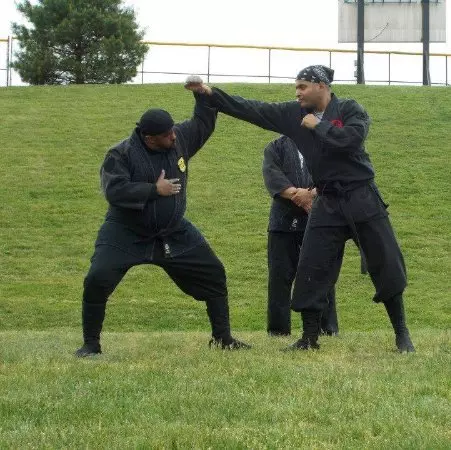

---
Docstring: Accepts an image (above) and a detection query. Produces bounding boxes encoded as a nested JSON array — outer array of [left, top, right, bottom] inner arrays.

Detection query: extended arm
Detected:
[[176, 92, 218, 159], [184, 77, 302, 137]]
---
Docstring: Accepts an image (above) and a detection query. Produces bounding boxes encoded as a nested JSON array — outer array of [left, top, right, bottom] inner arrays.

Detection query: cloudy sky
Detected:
[[2, 0, 450, 49], [1, 0, 450, 85]]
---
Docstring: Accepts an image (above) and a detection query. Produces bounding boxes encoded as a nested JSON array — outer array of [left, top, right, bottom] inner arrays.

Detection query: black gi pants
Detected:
[[81, 222, 231, 346], [291, 185, 407, 314], [267, 231, 338, 335]]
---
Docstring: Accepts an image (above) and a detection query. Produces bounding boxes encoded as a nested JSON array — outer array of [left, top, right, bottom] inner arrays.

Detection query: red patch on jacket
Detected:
[[330, 119, 344, 128]]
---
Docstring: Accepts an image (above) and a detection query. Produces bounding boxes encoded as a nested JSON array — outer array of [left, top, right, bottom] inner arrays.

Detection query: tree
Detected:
[[11, 0, 148, 84]]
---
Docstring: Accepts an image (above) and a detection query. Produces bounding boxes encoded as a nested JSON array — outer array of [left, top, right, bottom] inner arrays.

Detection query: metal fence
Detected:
[[0, 37, 13, 86], [1, 38, 450, 86]]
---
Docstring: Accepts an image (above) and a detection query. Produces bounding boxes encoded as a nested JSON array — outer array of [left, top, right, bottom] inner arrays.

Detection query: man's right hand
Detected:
[[184, 75, 213, 96], [290, 188, 315, 213], [156, 170, 181, 196]]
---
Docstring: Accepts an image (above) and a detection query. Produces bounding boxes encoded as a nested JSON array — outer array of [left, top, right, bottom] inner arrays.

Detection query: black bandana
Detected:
[[136, 109, 174, 136], [296, 65, 334, 85]]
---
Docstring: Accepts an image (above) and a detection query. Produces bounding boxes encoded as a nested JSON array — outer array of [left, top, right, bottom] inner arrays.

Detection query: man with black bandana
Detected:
[[263, 135, 339, 337], [185, 66, 415, 353], [75, 86, 251, 357]]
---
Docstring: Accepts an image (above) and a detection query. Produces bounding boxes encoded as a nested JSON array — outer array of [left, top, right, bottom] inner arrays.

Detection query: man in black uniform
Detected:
[[75, 86, 251, 357], [263, 135, 339, 337], [185, 66, 415, 353]]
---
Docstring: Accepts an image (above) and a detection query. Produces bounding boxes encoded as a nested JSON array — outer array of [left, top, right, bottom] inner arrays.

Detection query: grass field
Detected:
[[0, 83, 450, 448]]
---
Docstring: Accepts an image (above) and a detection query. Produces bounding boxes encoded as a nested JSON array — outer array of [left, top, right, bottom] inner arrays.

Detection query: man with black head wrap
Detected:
[[75, 84, 251, 357], [185, 65, 415, 354]]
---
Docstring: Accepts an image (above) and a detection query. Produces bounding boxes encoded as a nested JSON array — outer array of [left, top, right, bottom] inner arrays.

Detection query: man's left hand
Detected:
[[301, 114, 319, 129]]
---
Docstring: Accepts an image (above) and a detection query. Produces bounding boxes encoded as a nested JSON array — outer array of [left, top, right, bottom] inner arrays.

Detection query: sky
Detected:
[[1, 0, 450, 86]]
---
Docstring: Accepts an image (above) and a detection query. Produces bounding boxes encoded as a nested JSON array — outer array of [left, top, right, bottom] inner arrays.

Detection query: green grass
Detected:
[[0, 83, 450, 448], [1, 330, 450, 449]]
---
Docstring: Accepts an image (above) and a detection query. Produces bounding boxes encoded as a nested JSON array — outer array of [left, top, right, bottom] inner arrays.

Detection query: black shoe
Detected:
[[75, 343, 102, 357], [209, 337, 252, 350], [321, 329, 339, 337], [395, 332, 415, 353], [268, 331, 291, 337], [283, 336, 320, 351]]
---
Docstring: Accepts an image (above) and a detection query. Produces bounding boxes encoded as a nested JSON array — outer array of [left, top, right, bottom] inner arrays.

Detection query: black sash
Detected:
[[315, 180, 368, 274]]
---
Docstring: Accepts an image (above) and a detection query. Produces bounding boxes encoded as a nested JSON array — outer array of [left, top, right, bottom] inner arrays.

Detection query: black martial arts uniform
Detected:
[[80, 94, 237, 353], [263, 135, 338, 336], [207, 87, 412, 350]]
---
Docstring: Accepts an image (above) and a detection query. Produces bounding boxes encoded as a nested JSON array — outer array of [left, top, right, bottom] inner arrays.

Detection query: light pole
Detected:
[[357, 0, 365, 84], [422, 0, 431, 86]]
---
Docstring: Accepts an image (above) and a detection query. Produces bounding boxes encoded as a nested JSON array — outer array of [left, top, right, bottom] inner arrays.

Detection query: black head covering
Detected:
[[137, 109, 174, 136], [296, 65, 334, 85]]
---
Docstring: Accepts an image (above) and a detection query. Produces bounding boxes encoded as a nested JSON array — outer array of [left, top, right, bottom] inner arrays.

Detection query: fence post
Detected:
[[10, 36, 14, 86], [388, 53, 391, 86], [446, 55, 448, 86], [207, 46, 211, 83], [268, 48, 271, 84], [6, 35, 10, 87]]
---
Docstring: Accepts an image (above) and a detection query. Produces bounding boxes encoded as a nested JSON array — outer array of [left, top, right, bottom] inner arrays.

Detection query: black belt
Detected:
[[315, 181, 368, 274]]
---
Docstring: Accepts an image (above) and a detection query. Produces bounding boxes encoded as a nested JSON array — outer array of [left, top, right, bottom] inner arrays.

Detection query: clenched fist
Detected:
[[301, 114, 319, 129], [184, 75, 213, 95]]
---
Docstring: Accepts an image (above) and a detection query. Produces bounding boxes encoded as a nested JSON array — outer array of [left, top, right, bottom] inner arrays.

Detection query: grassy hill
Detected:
[[0, 83, 450, 448]]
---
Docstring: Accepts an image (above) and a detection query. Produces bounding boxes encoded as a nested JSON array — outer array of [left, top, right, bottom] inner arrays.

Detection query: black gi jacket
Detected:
[[262, 135, 312, 232], [211, 88, 374, 185], [98, 93, 217, 257], [210, 88, 388, 228]]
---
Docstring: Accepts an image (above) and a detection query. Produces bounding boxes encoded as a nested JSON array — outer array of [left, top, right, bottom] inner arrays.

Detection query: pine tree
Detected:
[[12, 0, 148, 84]]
